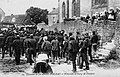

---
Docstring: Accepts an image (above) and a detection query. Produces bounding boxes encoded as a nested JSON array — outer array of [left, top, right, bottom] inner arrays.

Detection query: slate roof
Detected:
[[48, 8, 58, 15], [2, 14, 25, 24], [2, 14, 35, 25], [2, 16, 11, 23]]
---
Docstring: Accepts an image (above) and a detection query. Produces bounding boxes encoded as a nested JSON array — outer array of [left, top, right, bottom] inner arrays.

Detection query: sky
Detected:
[[0, 0, 58, 16]]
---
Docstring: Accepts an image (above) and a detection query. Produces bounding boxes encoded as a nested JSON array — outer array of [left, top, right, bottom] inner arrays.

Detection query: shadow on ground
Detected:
[[0, 59, 29, 73]]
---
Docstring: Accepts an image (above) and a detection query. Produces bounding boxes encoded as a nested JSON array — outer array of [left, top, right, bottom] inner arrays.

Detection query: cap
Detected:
[[43, 36, 47, 41], [36, 54, 48, 63]]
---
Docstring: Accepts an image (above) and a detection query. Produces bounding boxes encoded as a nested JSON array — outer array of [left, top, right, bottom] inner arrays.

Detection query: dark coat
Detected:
[[24, 38, 31, 49], [47, 35, 55, 42], [24, 38, 37, 55], [41, 41, 52, 51], [29, 38, 37, 49], [69, 40, 79, 53], [63, 40, 69, 53], [57, 35, 64, 48], [0, 36, 5, 47], [68, 40, 79, 61], [51, 39, 60, 51], [41, 41, 52, 55], [80, 39, 88, 54], [91, 35, 98, 44], [13, 39, 23, 54]]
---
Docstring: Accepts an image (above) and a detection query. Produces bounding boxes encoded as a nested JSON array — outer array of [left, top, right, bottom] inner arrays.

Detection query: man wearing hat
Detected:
[[79, 33, 89, 70], [68, 37, 79, 72], [108, 7, 116, 21], [5, 33, 15, 57], [27, 34, 37, 65], [12, 35, 23, 65], [41, 36, 52, 59], [0, 34, 6, 59]]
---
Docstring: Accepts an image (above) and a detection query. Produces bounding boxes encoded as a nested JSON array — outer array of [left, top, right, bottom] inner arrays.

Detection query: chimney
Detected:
[[53, 8, 56, 10], [11, 14, 14, 16]]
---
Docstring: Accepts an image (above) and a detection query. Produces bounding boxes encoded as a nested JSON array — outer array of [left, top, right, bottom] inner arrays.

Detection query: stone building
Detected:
[[48, 8, 58, 26], [58, 0, 79, 22], [58, 0, 120, 22], [58, 0, 91, 22], [2, 14, 26, 24], [91, 0, 120, 14]]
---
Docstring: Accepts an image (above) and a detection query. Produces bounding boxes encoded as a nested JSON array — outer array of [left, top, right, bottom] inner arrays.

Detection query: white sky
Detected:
[[0, 0, 58, 16]]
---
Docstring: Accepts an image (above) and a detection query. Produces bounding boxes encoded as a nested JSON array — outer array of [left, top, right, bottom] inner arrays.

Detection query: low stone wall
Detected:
[[49, 20, 120, 58], [48, 20, 117, 43]]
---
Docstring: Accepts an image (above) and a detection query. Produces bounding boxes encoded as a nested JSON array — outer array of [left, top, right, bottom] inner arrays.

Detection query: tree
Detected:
[[25, 6, 48, 25]]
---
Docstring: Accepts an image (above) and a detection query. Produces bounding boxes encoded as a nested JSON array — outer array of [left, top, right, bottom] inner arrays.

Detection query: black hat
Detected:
[[70, 36, 75, 40]]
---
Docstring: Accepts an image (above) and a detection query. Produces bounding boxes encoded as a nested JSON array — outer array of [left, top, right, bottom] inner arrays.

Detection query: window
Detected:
[[72, 0, 77, 17], [62, 2, 66, 19], [67, 0, 69, 18]]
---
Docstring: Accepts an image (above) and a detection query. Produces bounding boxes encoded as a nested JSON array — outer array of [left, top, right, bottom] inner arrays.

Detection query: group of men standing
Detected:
[[64, 31, 99, 72], [0, 28, 100, 72]]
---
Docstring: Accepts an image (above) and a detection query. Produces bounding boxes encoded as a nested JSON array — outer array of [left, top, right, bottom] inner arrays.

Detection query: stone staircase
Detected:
[[93, 40, 116, 60]]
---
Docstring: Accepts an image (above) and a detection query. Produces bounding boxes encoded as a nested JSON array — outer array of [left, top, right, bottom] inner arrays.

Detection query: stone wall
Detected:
[[114, 28, 120, 58], [48, 20, 117, 43]]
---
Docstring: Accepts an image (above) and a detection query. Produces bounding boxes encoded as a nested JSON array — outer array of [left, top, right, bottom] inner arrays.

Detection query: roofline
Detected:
[[0, 8, 5, 15], [0, 22, 14, 25], [5, 14, 25, 17], [48, 13, 58, 15]]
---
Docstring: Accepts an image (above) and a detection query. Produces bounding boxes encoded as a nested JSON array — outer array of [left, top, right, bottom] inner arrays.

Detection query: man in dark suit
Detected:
[[13, 35, 23, 65], [27, 34, 37, 65], [5, 34, 15, 57], [79, 34, 89, 70], [0, 34, 6, 59], [68, 37, 79, 72], [91, 31, 99, 52]]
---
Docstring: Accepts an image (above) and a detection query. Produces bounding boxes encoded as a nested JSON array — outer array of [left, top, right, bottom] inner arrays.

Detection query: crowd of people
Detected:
[[81, 7, 120, 24], [0, 26, 101, 73]]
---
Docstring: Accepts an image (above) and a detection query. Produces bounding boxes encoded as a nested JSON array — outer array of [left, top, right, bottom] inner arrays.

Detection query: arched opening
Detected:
[[62, 2, 66, 19], [72, 0, 77, 17], [76, 0, 80, 17], [67, 0, 69, 18]]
